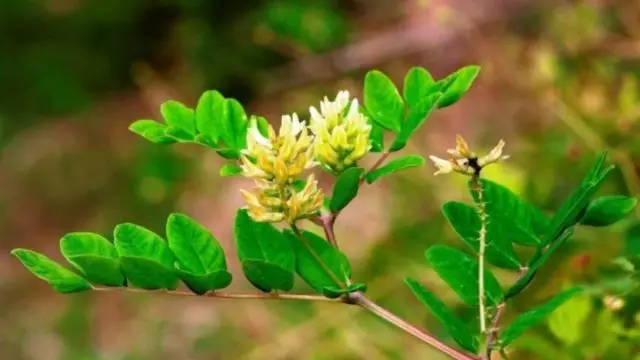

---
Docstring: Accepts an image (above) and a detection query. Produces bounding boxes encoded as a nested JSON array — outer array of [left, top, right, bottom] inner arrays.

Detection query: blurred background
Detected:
[[2, 0, 640, 359]]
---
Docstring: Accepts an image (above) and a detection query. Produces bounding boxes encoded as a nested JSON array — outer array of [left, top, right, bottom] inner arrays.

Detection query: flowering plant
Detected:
[[11, 66, 637, 359]]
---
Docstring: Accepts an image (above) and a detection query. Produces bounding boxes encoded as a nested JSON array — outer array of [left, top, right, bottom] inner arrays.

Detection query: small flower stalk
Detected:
[[240, 115, 323, 223], [309, 91, 372, 173], [428, 135, 509, 176]]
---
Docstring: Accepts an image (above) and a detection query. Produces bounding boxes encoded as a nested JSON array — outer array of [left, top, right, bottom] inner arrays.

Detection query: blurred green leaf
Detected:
[[500, 287, 583, 346], [129, 120, 176, 144], [365, 155, 424, 183], [234, 209, 295, 292], [390, 93, 440, 151], [220, 163, 243, 176], [195, 90, 225, 143], [285, 229, 351, 292], [437, 66, 480, 108], [403, 67, 435, 109], [364, 70, 404, 132], [165, 125, 195, 142], [166, 213, 231, 294], [114, 223, 178, 290], [331, 167, 364, 212], [161, 100, 196, 135], [470, 179, 545, 246], [405, 278, 479, 353], [625, 221, 640, 255], [581, 195, 637, 227], [442, 201, 521, 269], [547, 293, 591, 346], [425, 245, 503, 305], [60, 232, 125, 287], [12, 249, 92, 293], [322, 282, 366, 299]]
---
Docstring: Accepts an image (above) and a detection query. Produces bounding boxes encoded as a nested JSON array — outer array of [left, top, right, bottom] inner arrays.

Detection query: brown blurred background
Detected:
[[2, 0, 640, 359]]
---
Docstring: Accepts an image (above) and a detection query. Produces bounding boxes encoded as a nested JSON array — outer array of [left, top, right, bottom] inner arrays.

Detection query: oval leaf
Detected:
[[500, 287, 583, 347], [405, 278, 479, 353], [442, 202, 521, 270], [330, 167, 364, 212], [365, 155, 424, 183], [390, 94, 440, 151], [129, 120, 175, 144], [161, 100, 196, 135], [219, 98, 248, 152], [12, 249, 92, 293], [581, 195, 637, 227], [60, 232, 125, 286], [364, 70, 404, 133], [114, 223, 178, 290], [175, 266, 232, 295], [437, 66, 480, 108], [195, 90, 225, 142], [403, 67, 435, 109], [426, 245, 503, 305], [234, 209, 295, 292], [166, 213, 227, 274], [285, 229, 351, 292]]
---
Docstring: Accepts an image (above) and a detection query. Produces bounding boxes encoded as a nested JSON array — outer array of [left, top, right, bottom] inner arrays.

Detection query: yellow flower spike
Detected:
[[430, 137, 509, 176], [309, 91, 371, 173], [286, 174, 324, 223]]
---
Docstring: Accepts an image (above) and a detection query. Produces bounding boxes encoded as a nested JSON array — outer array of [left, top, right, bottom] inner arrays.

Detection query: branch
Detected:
[[470, 175, 488, 333], [350, 292, 478, 360], [92, 287, 340, 302]]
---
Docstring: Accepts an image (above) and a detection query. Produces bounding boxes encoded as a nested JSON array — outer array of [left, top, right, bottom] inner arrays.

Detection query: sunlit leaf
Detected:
[[331, 167, 364, 212], [437, 66, 480, 108], [581, 195, 637, 227], [12, 249, 92, 293], [403, 67, 435, 109], [365, 155, 424, 183], [60, 232, 125, 286], [161, 100, 196, 135], [364, 70, 405, 132]]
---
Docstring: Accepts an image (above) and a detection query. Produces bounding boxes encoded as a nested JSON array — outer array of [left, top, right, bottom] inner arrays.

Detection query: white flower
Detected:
[[428, 155, 454, 175], [430, 135, 509, 176], [478, 139, 509, 167]]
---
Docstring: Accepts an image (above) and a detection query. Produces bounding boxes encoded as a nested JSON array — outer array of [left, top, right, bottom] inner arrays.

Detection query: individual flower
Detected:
[[239, 115, 323, 223], [429, 135, 509, 176], [308, 90, 372, 173]]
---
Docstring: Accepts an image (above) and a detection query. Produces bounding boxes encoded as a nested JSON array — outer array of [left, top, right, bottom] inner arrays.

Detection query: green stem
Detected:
[[471, 175, 487, 333]]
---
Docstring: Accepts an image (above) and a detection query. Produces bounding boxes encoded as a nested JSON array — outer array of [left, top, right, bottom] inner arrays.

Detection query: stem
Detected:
[[92, 287, 339, 302], [471, 175, 487, 333], [362, 151, 391, 186], [321, 214, 339, 248], [350, 292, 478, 360]]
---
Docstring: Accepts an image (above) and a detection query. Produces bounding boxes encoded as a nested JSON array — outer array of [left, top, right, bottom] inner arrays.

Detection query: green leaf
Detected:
[[129, 120, 176, 144], [220, 163, 243, 176], [544, 154, 614, 245], [437, 66, 480, 108], [390, 93, 440, 151], [195, 90, 225, 142], [12, 249, 92, 293], [60, 232, 125, 287], [403, 67, 435, 109], [405, 278, 479, 353], [365, 155, 424, 183], [625, 221, 640, 255], [234, 209, 295, 292], [161, 100, 196, 135], [285, 229, 351, 292], [114, 223, 178, 290], [330, 167, 364, 212], [500, 287, 583, 347], [581, 196, 637, 227], [253, 115, 271, 138], [547, 293, 591, 346], [425, 245, 503, 305], [118, 256, 179, 290], [361, 105, 385, 153], [175, 266, 232, 295], [220, 98, 249, 151], [166, 213, 227, 274], [470, 179, 545, 246], [442, 202, 521, 270], [164, 125, 194, 142], [364, 70, 405, 133], [506, 229, 575, 297], [322, 283, 367, 299]]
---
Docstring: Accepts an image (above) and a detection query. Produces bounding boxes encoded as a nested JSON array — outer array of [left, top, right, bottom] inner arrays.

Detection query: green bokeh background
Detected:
[[2, 1, 639, 359]]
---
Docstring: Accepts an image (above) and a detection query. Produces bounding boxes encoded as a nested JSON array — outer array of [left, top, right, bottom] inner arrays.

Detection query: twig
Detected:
[[349, 292, 478, 360], [92, 286, 340, 302], [470, 174, 488, 333]]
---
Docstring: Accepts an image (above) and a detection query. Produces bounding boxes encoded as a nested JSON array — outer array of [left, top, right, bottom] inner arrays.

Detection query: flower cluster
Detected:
[[239, 91, 372, 223], [429, 135, 508, 176], [240, 114, 323, 223], [309, 91, 372, 173]]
